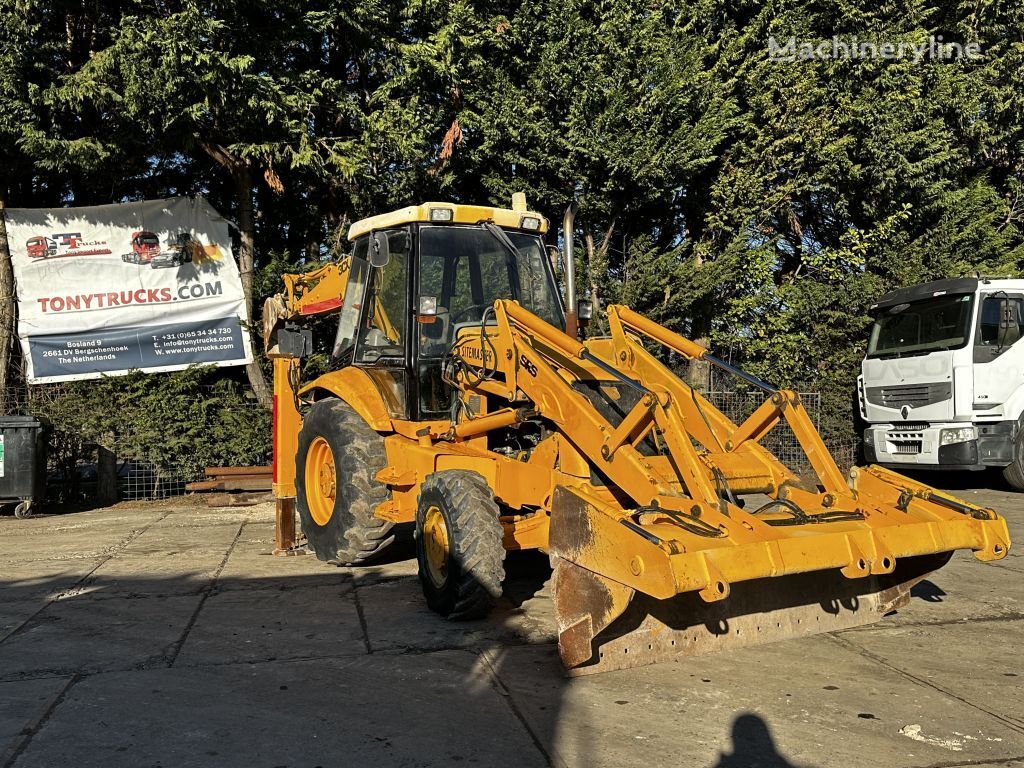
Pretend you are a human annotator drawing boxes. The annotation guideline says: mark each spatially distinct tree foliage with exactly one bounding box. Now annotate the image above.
[28,367,270,486]
[2,0,1023,444]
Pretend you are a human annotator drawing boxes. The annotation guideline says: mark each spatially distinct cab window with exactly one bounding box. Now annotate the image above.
[332,239,370,362]
[976,294,1024,361]
[355,228,410,365]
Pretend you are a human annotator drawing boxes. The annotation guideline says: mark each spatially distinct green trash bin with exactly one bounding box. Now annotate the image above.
[0,415,47,518]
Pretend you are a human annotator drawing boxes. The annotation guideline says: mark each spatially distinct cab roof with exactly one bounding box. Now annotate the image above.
[870,278,979,311]
[348,202,549,240]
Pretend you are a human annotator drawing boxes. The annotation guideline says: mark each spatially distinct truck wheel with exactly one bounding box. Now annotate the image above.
[1002,433,1024,490]
[415,470,505,620]
[296,399,394,565]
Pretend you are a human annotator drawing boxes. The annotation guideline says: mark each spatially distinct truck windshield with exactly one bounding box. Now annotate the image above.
[868,293,974,358]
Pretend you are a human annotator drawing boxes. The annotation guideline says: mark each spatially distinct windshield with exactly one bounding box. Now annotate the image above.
[868,293,974,358]
[138,234,159,246]
[417,226,562,357]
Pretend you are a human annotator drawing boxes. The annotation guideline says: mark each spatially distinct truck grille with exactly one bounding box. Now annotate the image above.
[865,382,951,409]
[892,441,922,455]
[886,428,925,456]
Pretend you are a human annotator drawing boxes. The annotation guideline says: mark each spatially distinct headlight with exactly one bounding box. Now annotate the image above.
[519,215,541,231]
[429,207,453,222]
[940,427,977,446]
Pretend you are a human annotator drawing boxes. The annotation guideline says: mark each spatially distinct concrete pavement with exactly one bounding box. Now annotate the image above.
[1,484,1022,767]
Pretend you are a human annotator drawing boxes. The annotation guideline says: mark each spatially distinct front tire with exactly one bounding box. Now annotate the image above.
[296,399,394,564]
[1002,429,1024,490]
[415,470,505,620]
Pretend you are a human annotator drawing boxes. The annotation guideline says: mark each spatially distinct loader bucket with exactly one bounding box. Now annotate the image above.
[548,482,1010,675]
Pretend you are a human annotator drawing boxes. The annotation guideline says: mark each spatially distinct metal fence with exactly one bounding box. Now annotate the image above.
[6,379,267,505]
[706,389,859,477]
[682,358,860,478]
[2,356,860,508]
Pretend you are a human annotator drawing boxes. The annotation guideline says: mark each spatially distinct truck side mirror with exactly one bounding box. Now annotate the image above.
[369,231,391,268]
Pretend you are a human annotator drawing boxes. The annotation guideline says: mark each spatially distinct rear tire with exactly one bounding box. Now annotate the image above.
[415,470,505,620]
[1002,431,1024,490]
[296,399,394,564]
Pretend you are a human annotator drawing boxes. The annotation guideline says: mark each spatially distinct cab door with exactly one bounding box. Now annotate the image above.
[345,228,413,419]
[973,293,1024,414]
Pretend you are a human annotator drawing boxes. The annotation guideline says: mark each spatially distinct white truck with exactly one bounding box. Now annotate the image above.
[858,277,1024,488]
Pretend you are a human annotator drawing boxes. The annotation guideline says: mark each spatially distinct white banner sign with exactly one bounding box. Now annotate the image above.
[6,197,253,383]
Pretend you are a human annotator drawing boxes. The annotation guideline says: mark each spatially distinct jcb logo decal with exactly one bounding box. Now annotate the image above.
[519,354,538,376]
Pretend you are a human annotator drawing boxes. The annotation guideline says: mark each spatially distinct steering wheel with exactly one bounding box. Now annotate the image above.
[450,304,490,325]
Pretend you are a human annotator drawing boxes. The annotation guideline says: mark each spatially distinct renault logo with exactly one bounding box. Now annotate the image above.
[901,405,910,420]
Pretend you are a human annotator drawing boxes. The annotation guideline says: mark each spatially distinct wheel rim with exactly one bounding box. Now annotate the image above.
[423,505,450,588]
[305,436,336,526]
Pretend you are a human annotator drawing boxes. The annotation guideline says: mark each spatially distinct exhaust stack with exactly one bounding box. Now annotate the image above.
[563,201,580,337]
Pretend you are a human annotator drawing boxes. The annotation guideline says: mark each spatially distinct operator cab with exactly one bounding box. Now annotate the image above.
[333,201,564,420]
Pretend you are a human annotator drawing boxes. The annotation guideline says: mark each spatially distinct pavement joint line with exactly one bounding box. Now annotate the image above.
[350,576,373,654]
[840,613,1024,633]
[478,647,563,768]
[827,633,1024,735]
[0,639,536,683]
[0,650,371,684]
[981,560,1024,575]
[369,640,558,657]
[0,673,81,768]
[164,514,249,668]
[0,510,173,646]
[911,754,1024,768]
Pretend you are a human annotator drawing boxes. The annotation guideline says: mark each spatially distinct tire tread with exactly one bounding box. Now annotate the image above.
[415,470,505,620]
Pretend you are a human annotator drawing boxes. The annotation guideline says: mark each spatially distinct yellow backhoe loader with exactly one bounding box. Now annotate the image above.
[265,195,1011,674]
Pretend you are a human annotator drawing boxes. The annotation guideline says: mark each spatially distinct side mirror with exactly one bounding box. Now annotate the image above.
[1000,298,1014,328]
[369,231,391,268]
[578,300,593,328]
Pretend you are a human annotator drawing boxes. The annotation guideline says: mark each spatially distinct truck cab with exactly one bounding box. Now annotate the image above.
[122,230,161,264]
[26,236,56,259]
[859,277,1024,487]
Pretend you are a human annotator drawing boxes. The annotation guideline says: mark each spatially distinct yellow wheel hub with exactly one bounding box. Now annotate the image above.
[305,436,336,526]
[423,505,451,588]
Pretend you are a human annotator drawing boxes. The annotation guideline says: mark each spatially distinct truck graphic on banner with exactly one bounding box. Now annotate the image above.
[6,196,252,383]
[121,231,197,269]
[25,232,112,259]
[121,230,162,264]
[25,236,58,259]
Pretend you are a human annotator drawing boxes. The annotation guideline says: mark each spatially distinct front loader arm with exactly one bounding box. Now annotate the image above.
[447,299,1010,673]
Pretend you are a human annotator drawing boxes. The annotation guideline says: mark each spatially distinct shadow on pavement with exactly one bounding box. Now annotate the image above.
[4,502,996,767]
[910,579,946,603]
[712,713,806,768]
[898,467,1015,493]
[0,568,549,766]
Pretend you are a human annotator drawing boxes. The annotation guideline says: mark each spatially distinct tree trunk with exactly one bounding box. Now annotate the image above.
[96,443,120,506]
[197,138,273,409]
[0,192,16,416]
[233,165,272,409]
[689,339,712,394]
[583,222,615,336]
